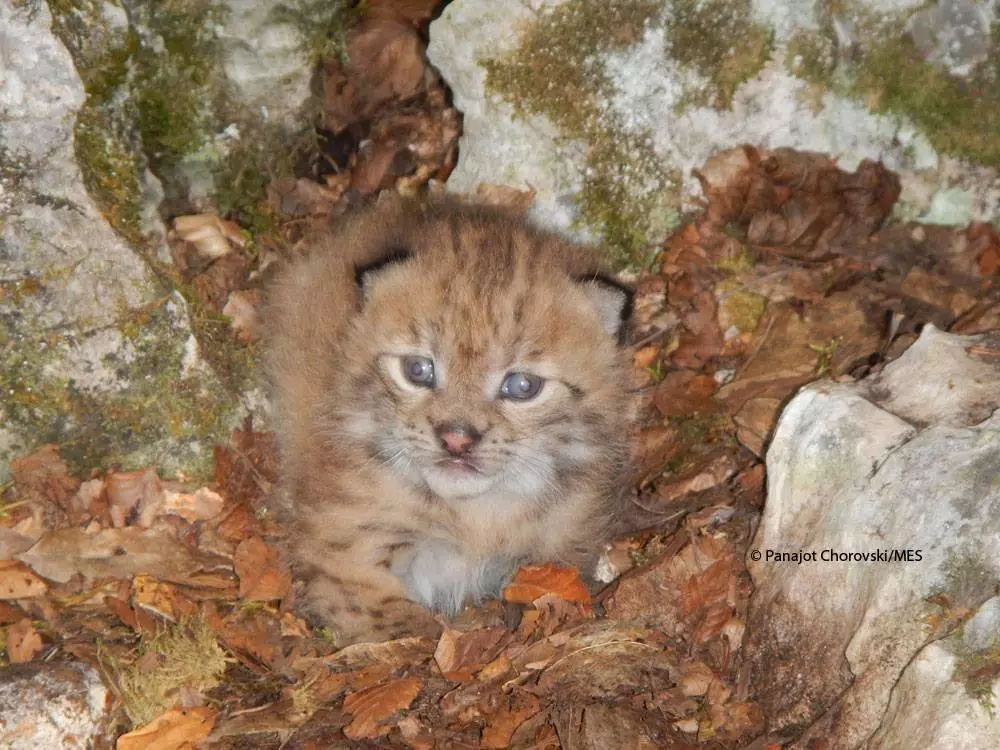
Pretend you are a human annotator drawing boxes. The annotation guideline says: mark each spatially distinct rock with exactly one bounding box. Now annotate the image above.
[427,0,1000,258]
[747,325,1000,748]
[217,0,313,126]
[0,3,243,481]
[0,661,110,748]
[869,596,1000,748]
[907,0,995,78]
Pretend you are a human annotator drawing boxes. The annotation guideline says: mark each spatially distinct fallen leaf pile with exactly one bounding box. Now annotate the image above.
[6,0,1000,738]
[4,137,999,747]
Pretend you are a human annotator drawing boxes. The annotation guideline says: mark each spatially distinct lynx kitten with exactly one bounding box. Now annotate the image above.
[267,199,632,644]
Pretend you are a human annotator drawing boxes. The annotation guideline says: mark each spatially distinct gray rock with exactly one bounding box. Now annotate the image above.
[907,0,995,78]
[747,325,1000,748]
[217,0,313,126]
[0,2,242,481]
[0,661,109,748]
[427,0,1000,257]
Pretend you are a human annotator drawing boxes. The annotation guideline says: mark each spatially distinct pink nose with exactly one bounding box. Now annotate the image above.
[434,424,481,456]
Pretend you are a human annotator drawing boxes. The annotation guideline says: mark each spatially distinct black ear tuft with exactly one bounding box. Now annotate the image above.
[354,247,412,298]
[574,272,634,345]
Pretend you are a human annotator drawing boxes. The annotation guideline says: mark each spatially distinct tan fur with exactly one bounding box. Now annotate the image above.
[266,198,632,644]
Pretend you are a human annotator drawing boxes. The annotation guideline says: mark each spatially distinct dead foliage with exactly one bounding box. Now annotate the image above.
[4,136,999,748]
[5,4,1000,745]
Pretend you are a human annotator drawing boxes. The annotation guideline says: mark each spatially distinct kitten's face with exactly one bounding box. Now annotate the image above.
[332,227,630,502]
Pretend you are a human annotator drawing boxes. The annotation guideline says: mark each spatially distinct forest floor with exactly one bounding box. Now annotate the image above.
[2,2,999,748]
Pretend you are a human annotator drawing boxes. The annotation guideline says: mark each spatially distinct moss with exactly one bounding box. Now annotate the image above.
[719,290,767,333]
[786,29,837,84]
[105,616,228,728]
[132,0,224,172]
[851,31,1000,166]
[270,0,353,64]
[73,102,147,245]
[0,298,237,479]
[808,336,843,376]
[952,632,1000,716]
[481,0,679,265]
[782,8,1000,167]
[715,244,757,274]
[665,0,774,109]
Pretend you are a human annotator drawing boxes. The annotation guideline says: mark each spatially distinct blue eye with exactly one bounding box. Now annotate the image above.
[499,372,544,400]
[401,356,435,387]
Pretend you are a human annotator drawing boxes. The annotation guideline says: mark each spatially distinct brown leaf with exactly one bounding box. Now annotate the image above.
[161,487,226,524]
[192,252,249,313]
[10,444,80,522]
[0,601,25,624]
[234,536,291,602]
[202,602,282,668]
[6,617,44,663]
[503,564,591,605]
[434,627,509,681]
[116,706,217,750]
[365,0,441,26]
[681,557,735,619]
[706,700,765,742]
[347,19,427,116]
[655,453,738,506]
[172,213,244,261]
[652,370,719,418]
[969,221,1000,276]
[342,677,422,740]
[531,623,676,702]
[481,692,543,748]
[632,425,679,487]
[17,527,234,587]
[106,468,163,528]
[222,290,262,343]
[0,561,48,599]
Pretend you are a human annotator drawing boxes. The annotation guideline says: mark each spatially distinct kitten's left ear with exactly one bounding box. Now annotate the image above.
[575,273,633,344]
[354,247,412,301]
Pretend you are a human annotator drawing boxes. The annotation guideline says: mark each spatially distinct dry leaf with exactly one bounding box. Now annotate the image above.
[106,468,163,528]
[173,213,244,260]
[116,706,217,750]
[434,627,508,681]
[0,561,48,599]
[234,536,291,601]
[652,370,719,418]
[222,290,262,343]
[503,564,591,605]
[10,444,79,519]
[342,677,422,739]
[6,617,44,663]
[347,19,427,115]
[161,487,225,524]
[192,253,250,313]
[18,527,233,586]
[481,692,542,748]
[397,714,434,750]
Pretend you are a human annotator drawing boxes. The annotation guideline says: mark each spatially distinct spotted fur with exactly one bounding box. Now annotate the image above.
[266,198,633,644]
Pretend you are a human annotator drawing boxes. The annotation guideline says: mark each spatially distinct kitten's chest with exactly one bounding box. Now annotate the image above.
[441,490,540,554]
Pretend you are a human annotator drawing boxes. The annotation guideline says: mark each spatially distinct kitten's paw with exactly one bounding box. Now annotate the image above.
[394,540,516,616]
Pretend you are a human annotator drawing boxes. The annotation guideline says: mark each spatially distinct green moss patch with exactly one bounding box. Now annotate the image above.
[665,0,774,109]
[482,0,679,265]
[105,616,228,728]
[783,10,1000,167]
[0,297,237,479]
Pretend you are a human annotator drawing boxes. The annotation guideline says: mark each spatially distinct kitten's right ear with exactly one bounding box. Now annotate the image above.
[354,247,412,300]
